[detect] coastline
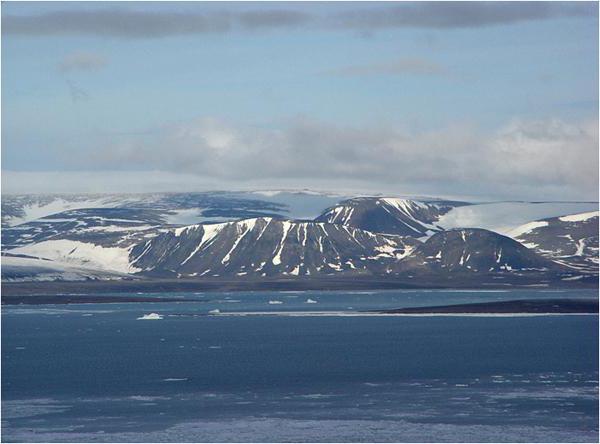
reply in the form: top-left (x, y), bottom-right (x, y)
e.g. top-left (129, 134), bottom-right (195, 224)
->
top-left (2, 274), bottom-right (598, 298)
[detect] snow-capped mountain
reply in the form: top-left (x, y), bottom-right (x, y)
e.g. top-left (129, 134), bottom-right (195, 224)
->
top-left (129, 217), bottom-right (417, 277)
top-left (1, 192), bottom-right (597, 286)
top-left (315, 197), bottom-right (467, 237)
top-left (394, 228), bottom-right (563, 274)
top-left (508, 211), bottom-right (599, 273)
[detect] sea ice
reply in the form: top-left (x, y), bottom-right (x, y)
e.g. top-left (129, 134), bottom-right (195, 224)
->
top-left (137, 313), bottom-right (163, 320)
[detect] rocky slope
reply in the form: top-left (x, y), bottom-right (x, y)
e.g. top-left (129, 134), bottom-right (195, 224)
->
top-left (509, 211), bottom-right (598, 273)
top-left (315, 197), bottom-right (466, 237)
top-left (130, 217), bottom-right (418, 277)
top-left (394, 228), bottom-right (563, 274)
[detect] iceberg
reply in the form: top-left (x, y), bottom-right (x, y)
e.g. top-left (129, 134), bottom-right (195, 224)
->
top-left (137, 313), bottom-right (163, 320)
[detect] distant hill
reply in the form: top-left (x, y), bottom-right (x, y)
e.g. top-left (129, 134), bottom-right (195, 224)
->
top-left (509, 211), bottom-right (599, 273)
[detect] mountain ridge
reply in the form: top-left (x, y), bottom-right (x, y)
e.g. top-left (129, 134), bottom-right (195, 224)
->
top-left (1, 192), bottom-right (597, 287)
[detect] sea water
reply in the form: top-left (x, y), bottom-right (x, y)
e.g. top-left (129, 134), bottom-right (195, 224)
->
top-left (2, 289), bottom-right (598, 442)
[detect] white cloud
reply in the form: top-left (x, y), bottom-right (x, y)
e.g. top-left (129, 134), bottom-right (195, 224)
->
top-left (3, 116), bottom-right (598, 201)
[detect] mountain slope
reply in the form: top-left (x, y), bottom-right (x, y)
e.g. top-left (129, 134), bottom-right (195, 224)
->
top-left (130, 217), bottom-right (418, 277)
top-left (315, 197), bottom-right (467, 238)
top-left (1, 207), bottom-right (166, 250)
top-left (394, 228), bottom-right (563, 274)
top-left (1, 191), bottom-right (334, 229)
top-left (509, 211), bottom-right (599, 273)
top-left (436, 201), bottom-right (599, 235)
top-left (1, 253), bottom-right (132, 282)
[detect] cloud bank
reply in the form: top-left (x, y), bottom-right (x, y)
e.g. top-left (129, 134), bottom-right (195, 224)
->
top-left (332, 1), bottom-right (594, 30)
top-left (2, 2), bottom-right (595, 38)
top-left (6, 116), bottom-right (594, 201)
top-left (2, 8), bottom-right (310, 38)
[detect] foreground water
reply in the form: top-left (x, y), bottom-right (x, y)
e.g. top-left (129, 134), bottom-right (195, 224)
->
top-left (2, 289), bottom-right (598, 442)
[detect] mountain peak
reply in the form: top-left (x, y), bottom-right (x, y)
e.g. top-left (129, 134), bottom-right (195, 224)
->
top-left (396, 228), bottom-right (562, 274)
top-left (315, 197), bottom-right (465, 237)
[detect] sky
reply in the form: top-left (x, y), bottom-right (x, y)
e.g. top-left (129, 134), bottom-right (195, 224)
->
top-left (1, 1), bottom-right (598, 201)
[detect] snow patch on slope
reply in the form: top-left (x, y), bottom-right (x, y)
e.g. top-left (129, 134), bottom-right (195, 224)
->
top-left (272, 221), bottom-right (293, 265)
top-left (4, 198), bottom-right (113, 227)
top-left (1, 255), bottom-right (128, 281)
top-left (558, 211), bottom-right (599, 223)
top-left (380, 198), bottom-right (428, 213)
top-left (507, 221), bottom-right (549, 239)
top-left (222, 219), bottom-right (257, 264)
top-left (180, 223), bottom-right (227, 265)
top-left (438, 202), bottom-right (598, 235)
top-left (10, 240), bottom-right (139, 273)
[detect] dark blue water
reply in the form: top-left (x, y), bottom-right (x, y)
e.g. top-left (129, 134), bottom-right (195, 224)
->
top-left (2, 289), bottom-right (598, 442)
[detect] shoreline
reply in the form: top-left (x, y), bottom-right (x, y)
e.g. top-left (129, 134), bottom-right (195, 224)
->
top-left (2, 275), bottom-right (598, 297)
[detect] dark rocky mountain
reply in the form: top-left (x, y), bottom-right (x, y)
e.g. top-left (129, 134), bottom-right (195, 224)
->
top-left (315, 197), bottom-right (467, 237)
top-left (509, 211), bottom-right (598, 273)
top-left (1, 192), bottom-right (597, 287)
top-left (130, 217), bottom-right (418, 278)
top-left (394, 228), bottom-right (563, 274)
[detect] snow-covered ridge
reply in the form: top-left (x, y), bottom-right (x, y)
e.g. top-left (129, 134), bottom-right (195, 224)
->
top-left (3, 197), bottom-right (115, 227)
top-left (558, 211), bottom-right (599, 223)
top-left (438, 202), bottom-right (598, 235)
top-left (1, 254), bottom-right (129, 282)
top-left (507, 210), bottom-right (599, 273)
top-left (9, 240), bottom-right (140, 274)
top-left (380, 198), bottom-right (430, 212)
top-left (506, 221), bottom-right (549, 239)
top-left (315, 196), bottom-right (457, 238)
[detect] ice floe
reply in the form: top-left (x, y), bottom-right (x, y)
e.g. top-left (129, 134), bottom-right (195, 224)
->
top-left (137, 313), bottom-right (163, 320)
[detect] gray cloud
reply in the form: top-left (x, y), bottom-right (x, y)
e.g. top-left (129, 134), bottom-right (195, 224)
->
top-left (2, 2), bottom-right (595, 38)
top-left (66, 116), bottom-right (597, 201)
top-left (237, 9), bottom-right (311, 29)
top-left (332, 1), bottom-right (595, 30)
top-left (325, 58), bottom-right (446, 77)
top-left (2, 8), bottom-right (310, 38)
top-left (58, 51), bottom-right (108, 73)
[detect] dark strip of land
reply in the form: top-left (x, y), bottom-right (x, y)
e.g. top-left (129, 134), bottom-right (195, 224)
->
top-left (3, 273), bottom-right (598, 296)
top-left (1, 295), bottom-right (195, 305)
top-left (377, 298), bottom-right (599, 314)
